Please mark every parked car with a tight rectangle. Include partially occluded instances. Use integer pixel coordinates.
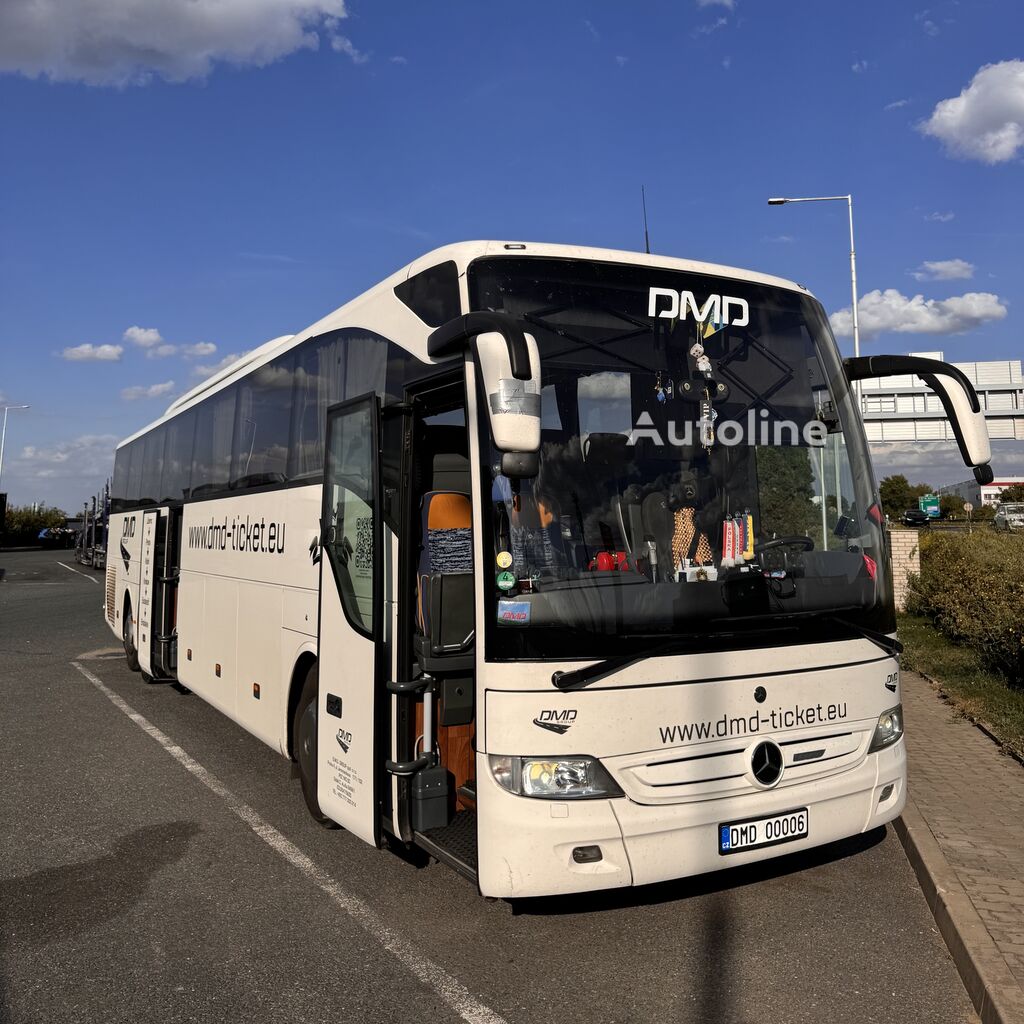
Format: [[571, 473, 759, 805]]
[[902, 508, 931, 527], [993, 503, 1024, 532]]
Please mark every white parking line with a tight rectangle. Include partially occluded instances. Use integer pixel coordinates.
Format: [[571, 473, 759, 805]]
[[57, 562, 101, 584], [70, 660, 507, 1024]]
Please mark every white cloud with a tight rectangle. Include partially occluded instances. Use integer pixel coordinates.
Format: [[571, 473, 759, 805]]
[[583, 19, 599, 40], [0, 0, 350, 86], [851, 60, 868, 74], [910, 258, 975, 281], [578, 371, 631, 400], [389, 55, 408, 64], [764, 234, 794, 244], [147, 343, 178, 359], [830, 288, 1007, 339], [615, 55, 628, 67], [6, 433, 119, 508], [884, 98, 910, 111], [238, 250, 299, 264], [697, 0, 734, 8], [123, 325, 163, 348], [121, 380, 176, 401], [193, 352, 248, 378], [925, 210, 955, 222], [330, 34, 368, 64], [694, 17, 727, 35], [61, 343, 123, 362], [183, 342, 218, 358], [920, 60, 1024, 164], [721, 56, 731, 70], [870, 440, 1024, 487]]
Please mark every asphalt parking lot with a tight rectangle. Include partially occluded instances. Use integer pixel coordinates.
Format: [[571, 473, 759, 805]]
[[0, 549, 977, 1024]]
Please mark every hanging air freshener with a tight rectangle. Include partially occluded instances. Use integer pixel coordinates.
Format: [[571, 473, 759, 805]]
[[654, 370, 672, 404]]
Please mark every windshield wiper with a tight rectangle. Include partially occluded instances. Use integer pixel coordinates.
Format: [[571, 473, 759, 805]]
[[818, 615, 904, 658], [551, 637, 697, 691]]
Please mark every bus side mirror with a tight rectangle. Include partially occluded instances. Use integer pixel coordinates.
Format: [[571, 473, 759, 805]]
[[845, 354, 994, 485], [427, 312, 542, 478], [474, 330, 541, 476]]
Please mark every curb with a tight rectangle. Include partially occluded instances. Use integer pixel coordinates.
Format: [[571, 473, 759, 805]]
[[895, 796, 1024, 1024]]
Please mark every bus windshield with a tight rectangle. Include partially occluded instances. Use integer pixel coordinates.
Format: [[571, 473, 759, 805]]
[[468, 256, 893, 660]]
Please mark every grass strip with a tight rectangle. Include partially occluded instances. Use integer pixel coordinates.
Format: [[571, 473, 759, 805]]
[[898, 612, 1024, 761]]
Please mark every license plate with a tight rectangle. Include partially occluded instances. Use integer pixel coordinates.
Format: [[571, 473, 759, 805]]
[[718, 808, 809, 855]]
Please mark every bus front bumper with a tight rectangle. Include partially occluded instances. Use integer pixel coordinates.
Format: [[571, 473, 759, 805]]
[[476, 739, 905, 899]]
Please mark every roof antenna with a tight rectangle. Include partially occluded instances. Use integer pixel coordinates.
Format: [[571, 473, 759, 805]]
[[641, 185, 651, 254]]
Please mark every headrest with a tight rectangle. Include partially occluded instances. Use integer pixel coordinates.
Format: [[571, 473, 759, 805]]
[[426, 492, 471, 530], [584, 432, 631, 465]]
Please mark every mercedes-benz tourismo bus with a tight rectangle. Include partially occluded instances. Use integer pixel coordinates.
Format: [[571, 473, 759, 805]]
[[104, 242, 992, 897]]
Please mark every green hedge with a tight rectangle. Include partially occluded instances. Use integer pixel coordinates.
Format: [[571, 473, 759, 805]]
[[907, 530, 1024, 685]]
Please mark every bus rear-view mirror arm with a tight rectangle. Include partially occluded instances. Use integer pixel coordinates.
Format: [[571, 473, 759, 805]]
[[428, 312, 542, 478], [844, 354, 994, 485]]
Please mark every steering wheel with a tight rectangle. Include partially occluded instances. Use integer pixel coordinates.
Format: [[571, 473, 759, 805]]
[[756, 535, 815, 553]]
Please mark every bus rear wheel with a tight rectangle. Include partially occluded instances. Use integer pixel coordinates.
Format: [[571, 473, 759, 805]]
[[292, 663, 339, 829], [123, 603, 140, 673]]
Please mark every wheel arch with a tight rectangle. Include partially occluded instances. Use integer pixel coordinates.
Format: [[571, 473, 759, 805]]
[[286, 649, 318, 761]]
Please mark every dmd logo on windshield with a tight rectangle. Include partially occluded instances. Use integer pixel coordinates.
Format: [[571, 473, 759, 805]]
[[533, 709, 577, 735], [648, 287, 749, 327]]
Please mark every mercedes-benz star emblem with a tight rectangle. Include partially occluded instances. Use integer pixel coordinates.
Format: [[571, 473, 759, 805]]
[[751, 740, 784, 787]]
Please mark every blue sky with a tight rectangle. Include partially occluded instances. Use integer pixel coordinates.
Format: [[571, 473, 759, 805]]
[[1, 0, 1022, 510]]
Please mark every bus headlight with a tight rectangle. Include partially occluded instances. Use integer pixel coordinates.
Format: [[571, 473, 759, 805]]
[[869, 705, 904, 753], [488, 755, 623, 799]]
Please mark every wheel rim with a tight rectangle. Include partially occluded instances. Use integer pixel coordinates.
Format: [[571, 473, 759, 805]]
[[298, 699, 317, 781]]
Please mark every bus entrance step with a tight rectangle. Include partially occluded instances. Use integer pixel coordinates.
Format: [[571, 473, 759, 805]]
[[415, 810, 478, 883]]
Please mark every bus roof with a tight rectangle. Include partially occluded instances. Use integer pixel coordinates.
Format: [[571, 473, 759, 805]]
[[118, 240, 815, 448]]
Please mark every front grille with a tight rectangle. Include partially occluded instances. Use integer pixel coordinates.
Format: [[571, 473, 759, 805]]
[[605, 728, 871, 805]]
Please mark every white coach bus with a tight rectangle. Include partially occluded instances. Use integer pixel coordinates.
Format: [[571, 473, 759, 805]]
[[104, 241, 993, 898]]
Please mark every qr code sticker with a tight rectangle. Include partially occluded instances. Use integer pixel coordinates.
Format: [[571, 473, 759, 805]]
[[353, 516, 372, 578]]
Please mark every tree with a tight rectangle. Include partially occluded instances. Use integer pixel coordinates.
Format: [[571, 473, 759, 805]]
[[879, 475, 912, 517], [999, 484, 1024, 503], [878, 475, 934, 519], [0, 504, 68, 546], [939, 494, 962, 520], [755, 446, 820, 542]]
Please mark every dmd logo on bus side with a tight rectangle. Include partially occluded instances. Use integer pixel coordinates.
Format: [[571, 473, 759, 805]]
[[120, 516, 136, 572], [648, 287, 750, 326], [533, 709, 577, 735]]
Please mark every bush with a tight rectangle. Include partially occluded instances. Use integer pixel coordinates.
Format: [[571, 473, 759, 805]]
[[907, 530, 1024, 685], [0, 505, 68, 548]]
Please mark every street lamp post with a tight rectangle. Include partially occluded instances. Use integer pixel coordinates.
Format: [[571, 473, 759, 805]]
[[0, 405, 30, 493], [768, 194, 862, 411]]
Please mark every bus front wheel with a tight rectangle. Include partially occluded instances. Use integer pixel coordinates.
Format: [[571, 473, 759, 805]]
[[292, 663, 339, 829], [123, 602, 140, 673]]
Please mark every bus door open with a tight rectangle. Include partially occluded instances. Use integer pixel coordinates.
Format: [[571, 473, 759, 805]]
[[316, 394, 384, 846], [137, 507, 180, 679], [391, 376, 477, 880]]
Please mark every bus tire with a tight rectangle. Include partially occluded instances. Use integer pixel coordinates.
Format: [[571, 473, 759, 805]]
[[292, 663, 339, 829], [123, 601, 141, 673]]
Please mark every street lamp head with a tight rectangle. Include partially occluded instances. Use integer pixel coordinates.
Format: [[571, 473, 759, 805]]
[[767, 197, 789, 205]]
